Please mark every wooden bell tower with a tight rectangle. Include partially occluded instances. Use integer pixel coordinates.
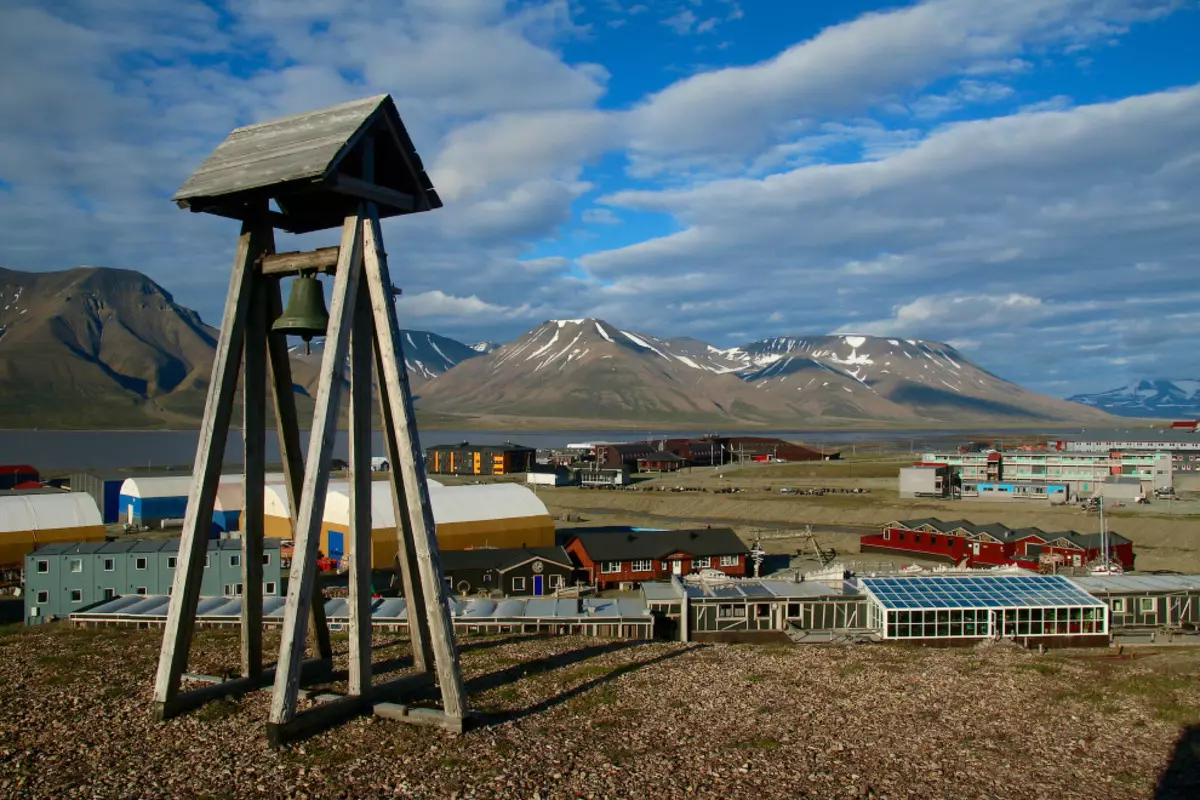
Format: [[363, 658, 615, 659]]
[[153, 95, 468, 744]]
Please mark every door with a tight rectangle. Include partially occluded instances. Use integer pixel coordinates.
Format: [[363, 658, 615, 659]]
[[128, 503, 134, 525], [672, 560, 683, 576], [533, 575, 544, 596], [327, 531, 345, 564]]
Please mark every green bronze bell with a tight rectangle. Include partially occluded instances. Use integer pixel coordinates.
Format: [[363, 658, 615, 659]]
[[273, 273, 329, 355]]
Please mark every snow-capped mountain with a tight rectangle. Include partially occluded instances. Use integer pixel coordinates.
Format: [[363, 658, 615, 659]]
[[416, 320, 1110, 425], [470, 341, 500, 354], [289, 329, 479, 382], [1068, 379, 1200, 418]]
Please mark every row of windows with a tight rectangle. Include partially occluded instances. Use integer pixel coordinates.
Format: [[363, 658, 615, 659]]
[[884, 607, 1106, 639], [1111, 597, 1156, 614], [35, 581, 280, 606], [599, 555, 739, 573], [37, 553, 272, 574]]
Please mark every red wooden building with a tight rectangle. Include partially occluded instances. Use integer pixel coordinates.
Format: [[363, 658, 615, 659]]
[[860, 518, 1135, 570], [564, 528, 748, 589]]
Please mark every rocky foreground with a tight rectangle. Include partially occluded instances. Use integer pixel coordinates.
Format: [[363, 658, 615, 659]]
[[0, 625, 1197, 799]]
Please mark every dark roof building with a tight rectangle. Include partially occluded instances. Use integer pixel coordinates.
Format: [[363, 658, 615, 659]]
[[425, 442, 537, 475], [441, 547, 574, 597], [564, 528, 749, 588]]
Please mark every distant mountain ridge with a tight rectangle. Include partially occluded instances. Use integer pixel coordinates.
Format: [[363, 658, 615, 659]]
[[416, 319, 1111, 426], [1068, 379, 1200, 418], [0, 269, 1113, 429]]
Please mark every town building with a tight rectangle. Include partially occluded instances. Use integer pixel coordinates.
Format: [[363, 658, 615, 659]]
[[1, 493, 105, 584], [574, 466, 630, 487], [262, 480, 555, 569], [719, 436, 837, 462], [861, 574, 1109, 646], [921, 449, 1173, 497], [860, 518, 1135, 570], [425, 442, 537, 475], [642, 576, 867, 642], [1055, 428, 1200, 455], [24, 538, 285, 625], [117, 474, 270, 533], [593, 442, 659, 470], [636, 452, 687, 473], [898, 465, 949, 498], [1071, 574, 1200, 631], [0, 465, 39, 491], [70, 593, 655, 639], [441, 547, 575, 597], [564, 528, 748, 589]]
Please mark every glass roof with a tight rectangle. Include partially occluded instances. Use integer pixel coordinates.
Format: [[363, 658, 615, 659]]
[[861, 575, 1104, 611]]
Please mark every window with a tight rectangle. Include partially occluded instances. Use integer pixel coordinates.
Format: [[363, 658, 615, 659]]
[[103, 588, 116, 600], [717, 604, 745, 618], [204, 555, 210, 568], [166, 557, 176, 569], [631, 559, 653, 572], [69, 559, 83, 573], [694, 557, 711, 568], [483, 573, 492, 582], [1111, 598, 1127, 613], [135, 557, 147, 570], [930, 537, 938, 546], [661, 560, 670, 570], [222, 583, 243, 597], [601, 561, 623, 574], [754, 604, 769, 619], [103, 558, 115, 572], [36, 560, 48, 574], [719, 555, 739, 567], [898, 532, 906, 541], [264, 582, 277, 595], [883, 530, 891, 541], [914, 535, 922, 544], [35, 590, 48, 604], [135, 587, 147, 595], [512, 577, 526, 592], [230, 554, 241, 567], [549, 574, 563, 589], [1140, 597, 1156, 614], [263, 554, 271, 566], [70, 590, 82, 603]]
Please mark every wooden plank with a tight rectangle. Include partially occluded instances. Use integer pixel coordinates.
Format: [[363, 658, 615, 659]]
[[152, 214, 268, 719], [362, 206, 467, 719], [241, 270, 269, 679], [159, 657, 333, 720], [327, 173, 415, 212], [347, 277, 374, 696], [266, 279, 333, 662], [266, 671, 434, 748], [268, 209, 365, 727], [373, 704, 466, 733], [260, 246, 340, 276], [373, 346, 433, 673]]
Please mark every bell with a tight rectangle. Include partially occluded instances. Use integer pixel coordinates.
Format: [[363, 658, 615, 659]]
[[273, 274, 329, 355]]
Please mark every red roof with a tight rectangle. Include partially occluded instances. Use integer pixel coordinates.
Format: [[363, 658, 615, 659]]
[[0, 465, 37, 476], [11, 481, 46, 490]]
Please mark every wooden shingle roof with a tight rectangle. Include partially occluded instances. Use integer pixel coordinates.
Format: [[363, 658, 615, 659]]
[[173, 94, 440, 233]]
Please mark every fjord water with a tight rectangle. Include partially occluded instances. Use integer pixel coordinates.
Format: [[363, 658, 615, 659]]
[[0, 428, 1062, 472]]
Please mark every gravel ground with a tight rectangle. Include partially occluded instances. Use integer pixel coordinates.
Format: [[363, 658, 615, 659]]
[[0, 625, 1198, 799]]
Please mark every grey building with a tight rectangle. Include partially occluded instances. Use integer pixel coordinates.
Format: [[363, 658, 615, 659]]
[[441, 547, 575, 597], [24, 539, 285, 625], [1072, 574, 1200, 631], [899, 466, 948, 498], [1097, 476, 1145, 502]]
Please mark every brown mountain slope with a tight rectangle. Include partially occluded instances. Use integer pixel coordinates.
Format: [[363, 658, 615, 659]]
[[417, 320, 1113, 427]]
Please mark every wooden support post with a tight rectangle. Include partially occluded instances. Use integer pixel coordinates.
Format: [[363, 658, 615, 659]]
[[266, 278, 333, 662], [266, 672, 435, 748], [241, 271, 268, 679], [373, 342, 433, 673], [268, 209, 365, 732], [362, 205, 467, 721], [152, 214, 269, 721], [347, 277, 374, 696]]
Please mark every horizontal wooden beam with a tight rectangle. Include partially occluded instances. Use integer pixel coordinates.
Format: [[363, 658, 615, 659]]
[[373, 703, 467, 733], [154, 657, 333, 722], [260, 247, 341, 276], [266, 671, 436, 748], [327, 174, 416, 212]]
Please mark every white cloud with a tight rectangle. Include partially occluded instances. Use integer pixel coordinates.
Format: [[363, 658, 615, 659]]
[[395, 290, 530, 318], [582, 207, 621, 224]]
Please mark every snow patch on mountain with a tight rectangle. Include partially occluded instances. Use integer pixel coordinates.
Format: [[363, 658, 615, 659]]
[[1069, 379, 1200, 418]]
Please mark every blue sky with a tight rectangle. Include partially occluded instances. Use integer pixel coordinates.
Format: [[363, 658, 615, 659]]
[[1, 0, 1198, 397]]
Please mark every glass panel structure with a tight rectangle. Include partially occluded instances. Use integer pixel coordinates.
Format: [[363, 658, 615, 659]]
[[861, 575, 1108, 640]]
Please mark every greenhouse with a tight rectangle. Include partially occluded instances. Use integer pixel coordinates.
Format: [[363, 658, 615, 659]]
[[861, 574, 1108, 642]]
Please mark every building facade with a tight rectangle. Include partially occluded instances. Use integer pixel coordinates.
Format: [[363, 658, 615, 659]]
[[24, 538, 285, 624], [441, 547, 575, 596], [861, 518, 1135, 570], [923, 450, 1173, 496], [425, 442, 537, 475], [565, 528, 749, 589]]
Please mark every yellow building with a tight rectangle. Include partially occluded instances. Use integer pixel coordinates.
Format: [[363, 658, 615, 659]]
[[0, 493, 106, 567], [262, 480, 555, 569]]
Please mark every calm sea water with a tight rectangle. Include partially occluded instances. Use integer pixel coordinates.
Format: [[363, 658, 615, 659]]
[[0, 427, 1063, 473]]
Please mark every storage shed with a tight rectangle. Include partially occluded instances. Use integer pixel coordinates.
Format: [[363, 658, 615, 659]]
[[0, 493, 105, 569], [118, 474, 281, 534], [1072, 574, 1200, 631], [262, 480, 555, 568]]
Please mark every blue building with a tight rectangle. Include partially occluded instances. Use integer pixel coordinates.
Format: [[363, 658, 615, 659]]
[[117, 475, 248, 535]]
